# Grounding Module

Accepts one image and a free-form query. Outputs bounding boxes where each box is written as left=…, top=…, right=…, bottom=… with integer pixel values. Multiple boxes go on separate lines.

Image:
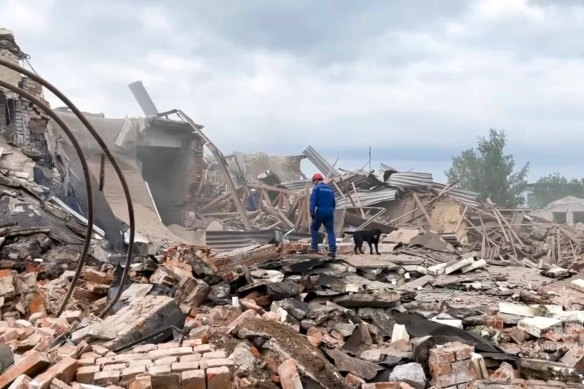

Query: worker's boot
left=308, top=248, right=319, bottom=254
left=327, top=251, right=336, bottom=259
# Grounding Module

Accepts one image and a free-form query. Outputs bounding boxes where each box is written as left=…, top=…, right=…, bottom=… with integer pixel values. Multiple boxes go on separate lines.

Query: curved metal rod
left=0, top=80, right=94, bottom=317
left=0, top=59, right=135, bottom=318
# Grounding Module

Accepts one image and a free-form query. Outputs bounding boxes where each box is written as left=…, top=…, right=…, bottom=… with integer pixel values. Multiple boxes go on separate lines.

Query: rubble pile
left=4, top=29, right=584, bottom=389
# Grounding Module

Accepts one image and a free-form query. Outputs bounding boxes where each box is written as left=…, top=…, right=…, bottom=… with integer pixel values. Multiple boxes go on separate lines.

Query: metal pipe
left=0, top=59, right=135, bottom=318
left=0, top=80, right=94, bottom=317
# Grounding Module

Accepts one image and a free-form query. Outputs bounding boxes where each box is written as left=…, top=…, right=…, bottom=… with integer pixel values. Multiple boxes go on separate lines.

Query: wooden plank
left=412, top=193, right=437, bottom=231
left=352, top=182, right=366, bottom=218
left=199, top=192, right=232, bottom=212
left=494, top=208, right=525, bottom=248
left=248, top=182, right=300, bottom=196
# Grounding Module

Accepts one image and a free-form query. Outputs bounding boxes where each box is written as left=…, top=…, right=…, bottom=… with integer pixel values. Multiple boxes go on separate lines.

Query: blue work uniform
left=247, top=192, right=258, bottom=211
left=310, top=182, right=337, bottom=253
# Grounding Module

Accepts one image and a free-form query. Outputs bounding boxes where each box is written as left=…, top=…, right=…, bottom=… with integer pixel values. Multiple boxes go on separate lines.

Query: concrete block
left=391, top=324, right=410, bottom=343
left=517, top=317, right=562, bottom=338
left=461, top=259, right=487, bottom=273
left=389, top=362, right=426, bottom=389
left=444, top=258, right=474, bottom=275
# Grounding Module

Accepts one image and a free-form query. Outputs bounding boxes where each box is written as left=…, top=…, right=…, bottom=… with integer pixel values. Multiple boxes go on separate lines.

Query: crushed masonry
left=3, top=29, right=584, bottom=389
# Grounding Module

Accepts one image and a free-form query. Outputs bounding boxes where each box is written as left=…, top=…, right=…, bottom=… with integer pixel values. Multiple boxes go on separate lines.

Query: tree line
left=445, top=129, right=584, bottom=209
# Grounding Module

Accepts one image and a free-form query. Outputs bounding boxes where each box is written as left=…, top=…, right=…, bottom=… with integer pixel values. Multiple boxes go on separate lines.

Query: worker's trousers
left=311, top=211, right=336, bottom=253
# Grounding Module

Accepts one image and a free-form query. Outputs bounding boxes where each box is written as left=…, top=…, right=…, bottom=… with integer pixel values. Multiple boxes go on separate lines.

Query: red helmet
left=312, top=173, right=324, bottom=182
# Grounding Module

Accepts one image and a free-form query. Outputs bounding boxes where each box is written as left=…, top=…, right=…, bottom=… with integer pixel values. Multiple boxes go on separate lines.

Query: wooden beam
left=412, top=193, right=437, bottom=232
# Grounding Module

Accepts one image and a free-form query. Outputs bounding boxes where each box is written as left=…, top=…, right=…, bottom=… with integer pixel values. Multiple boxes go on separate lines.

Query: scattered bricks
left=85, top=268, right=110, bottom=285
left=171, top=361, right=200, bottom=373
left=148, top=347, right=193, bottom=359
left=180, top=354, right=202, bottom=363
left=485, top=315, right=504, bottom=331
left=29, top=357, right=78, bottom=388
left=203, top=351, right=227, bottom=359
left=345, top=372, right=365, bottom=387
left=7, top=375, right=31, bottom=389
left=59, top=311, right=83, bottom=324
left=0, top=350, right=50, bottom=388
left=102, top=363, right=128, bottom=371
left=122, top=366, right=147, bottom=382
left=75, top=365, right=100, bottom=384
left=48, top=378, right=72, bottom=389
left=0, top=269, right=15, bottom=299
left=491, top=362, right=520, bottom=380
left=132, top=344, right=157, bottom=354
left=128, top=374, right=152, bottom=389
left=155, top=357, right=178, bottom=366
left=559, top=347, right=584, bottom=370
left=76, top=358, right=95, bottom=366
left=207, top=366, right=230, bottom=389
left=361, top=383, right=400, bottom=389
left=278, top=359, right=302, bottom=389
left=93, top=370, right=120, bottom=386
left=509, top=328, right=530, bottom=344
left=0, top=329, right=18, bottom=343
left=182, top=369, right=205, bottom=389
left=86, top=282, right=109, bottom=295
left=307, top=327, right=324, bottom=348
left=226, top=310, right=258, bottom=335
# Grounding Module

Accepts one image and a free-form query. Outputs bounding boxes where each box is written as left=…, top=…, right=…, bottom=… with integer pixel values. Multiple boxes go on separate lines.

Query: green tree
left=527, top=173, right=584, bottom=208
left=446, top=129, right=529, bottom=207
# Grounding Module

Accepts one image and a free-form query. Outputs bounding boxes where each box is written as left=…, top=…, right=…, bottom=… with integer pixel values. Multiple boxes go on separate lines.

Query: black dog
left=346, top=229, right=382, bottom=255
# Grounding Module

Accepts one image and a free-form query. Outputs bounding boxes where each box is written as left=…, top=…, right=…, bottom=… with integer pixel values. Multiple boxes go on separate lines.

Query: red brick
left=429, top=349, right=456, bottom=364
left=93, top=370, right=120, bottom=386
left=77, top=358, right=95, bottom=366
left=278, top=359, right=302, bottom=389
left=226, top=310, right=257, bottom=334
left=122, top=366, right=147, bottom=382
left=6, top=375, right=31, bottom=389
left=171, top=361, right=200, bottom=373
left=128, top=374, right=152, bottom=389
left=200, top=358, right=234, bottom=369
left=180, top=354, right=202, bottom=363
left=48, top=378, right=72, bottom=389
left=85, top=268, right=110, bottom=284
left=75, top=365, right=100, bottom=384
left=29, top=357, right=77, bottom=387
left=181, top=339, right=203, bottom=348
left=345, top=372, right=365, bottom=387
left=202, top=350, right=227, bottom=359
left=148, top=347, right=192, bottom=359
left=361, top=383, right=400, bottom=389
left=192, top=345, right=214, bottom=354
left=451, top=359, right=472, bottom=373
left=128, top=359, right=154, bottom=368
left=132, top=344, right=157, bottom=354
left=102, top=363, right=127, bottom=371
left=147, top=365, right=171, bottom=375
left=181, top=369, right=206, bottom=389
left=155, top=356, right=178, bottom=366
left=430, top=361, right=453, bottom=375
left=0, top=350, right=50, bottom=388
left=151, top=372, right=180, bottom=389
left=207, top=366, right=230, bottom=389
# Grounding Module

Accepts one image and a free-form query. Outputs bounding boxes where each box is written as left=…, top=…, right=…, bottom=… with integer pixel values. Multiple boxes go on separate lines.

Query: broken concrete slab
left=444, top=258, right=474, bottom=275
left=342, top=324, right=373, bottom=356
left=517, top=317, right=562, bottom=338
left=461, top=259, right=487, bottom=273
left=388, top=362, right=426, bottom=389
left=570, top=279, right=584, bottom=294
left=519, top=359, right=581, bottom=383
left=498, top=302, right=541, bottom=317
left=324, top=348, right=383, bottom=381
left=333, top=293, right=401, bottom=309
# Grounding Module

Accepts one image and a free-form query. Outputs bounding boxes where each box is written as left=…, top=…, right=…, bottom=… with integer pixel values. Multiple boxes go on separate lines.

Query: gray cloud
left=2, top=0, right=583, bottom=182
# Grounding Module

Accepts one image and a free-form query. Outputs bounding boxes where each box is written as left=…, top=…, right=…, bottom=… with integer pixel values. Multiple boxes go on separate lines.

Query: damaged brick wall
left=184, top=135, right=208, bottom=227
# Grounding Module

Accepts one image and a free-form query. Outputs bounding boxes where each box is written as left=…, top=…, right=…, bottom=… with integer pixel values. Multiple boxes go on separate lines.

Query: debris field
left=2, top=28, right=584, bottom=389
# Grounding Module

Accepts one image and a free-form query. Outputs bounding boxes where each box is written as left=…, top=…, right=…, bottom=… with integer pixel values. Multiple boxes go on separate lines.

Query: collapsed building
left=3, top=28, right=584, bottom=389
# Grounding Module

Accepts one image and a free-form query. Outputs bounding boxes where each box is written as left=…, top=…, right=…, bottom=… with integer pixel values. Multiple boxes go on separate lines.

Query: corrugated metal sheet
left=281, top=179, right=311, bottom=191
left=431, top=183, right=481, bottom=207
left=336, top=188, right=398, bottom=209
left=387, top=172, right=433, bottom=188
left=206, top=230, right=311, bottom=251
left=303, top=145, right=340, bottom=177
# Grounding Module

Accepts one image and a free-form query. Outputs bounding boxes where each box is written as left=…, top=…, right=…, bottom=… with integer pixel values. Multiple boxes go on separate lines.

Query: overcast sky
left=3, top=0, right=584, bottom=182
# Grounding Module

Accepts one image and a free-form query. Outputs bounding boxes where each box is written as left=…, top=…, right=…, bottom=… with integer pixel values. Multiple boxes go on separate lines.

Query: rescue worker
left=247, top=188, right=258, bottom=211
left=310, top=173, right=336, bottom=257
